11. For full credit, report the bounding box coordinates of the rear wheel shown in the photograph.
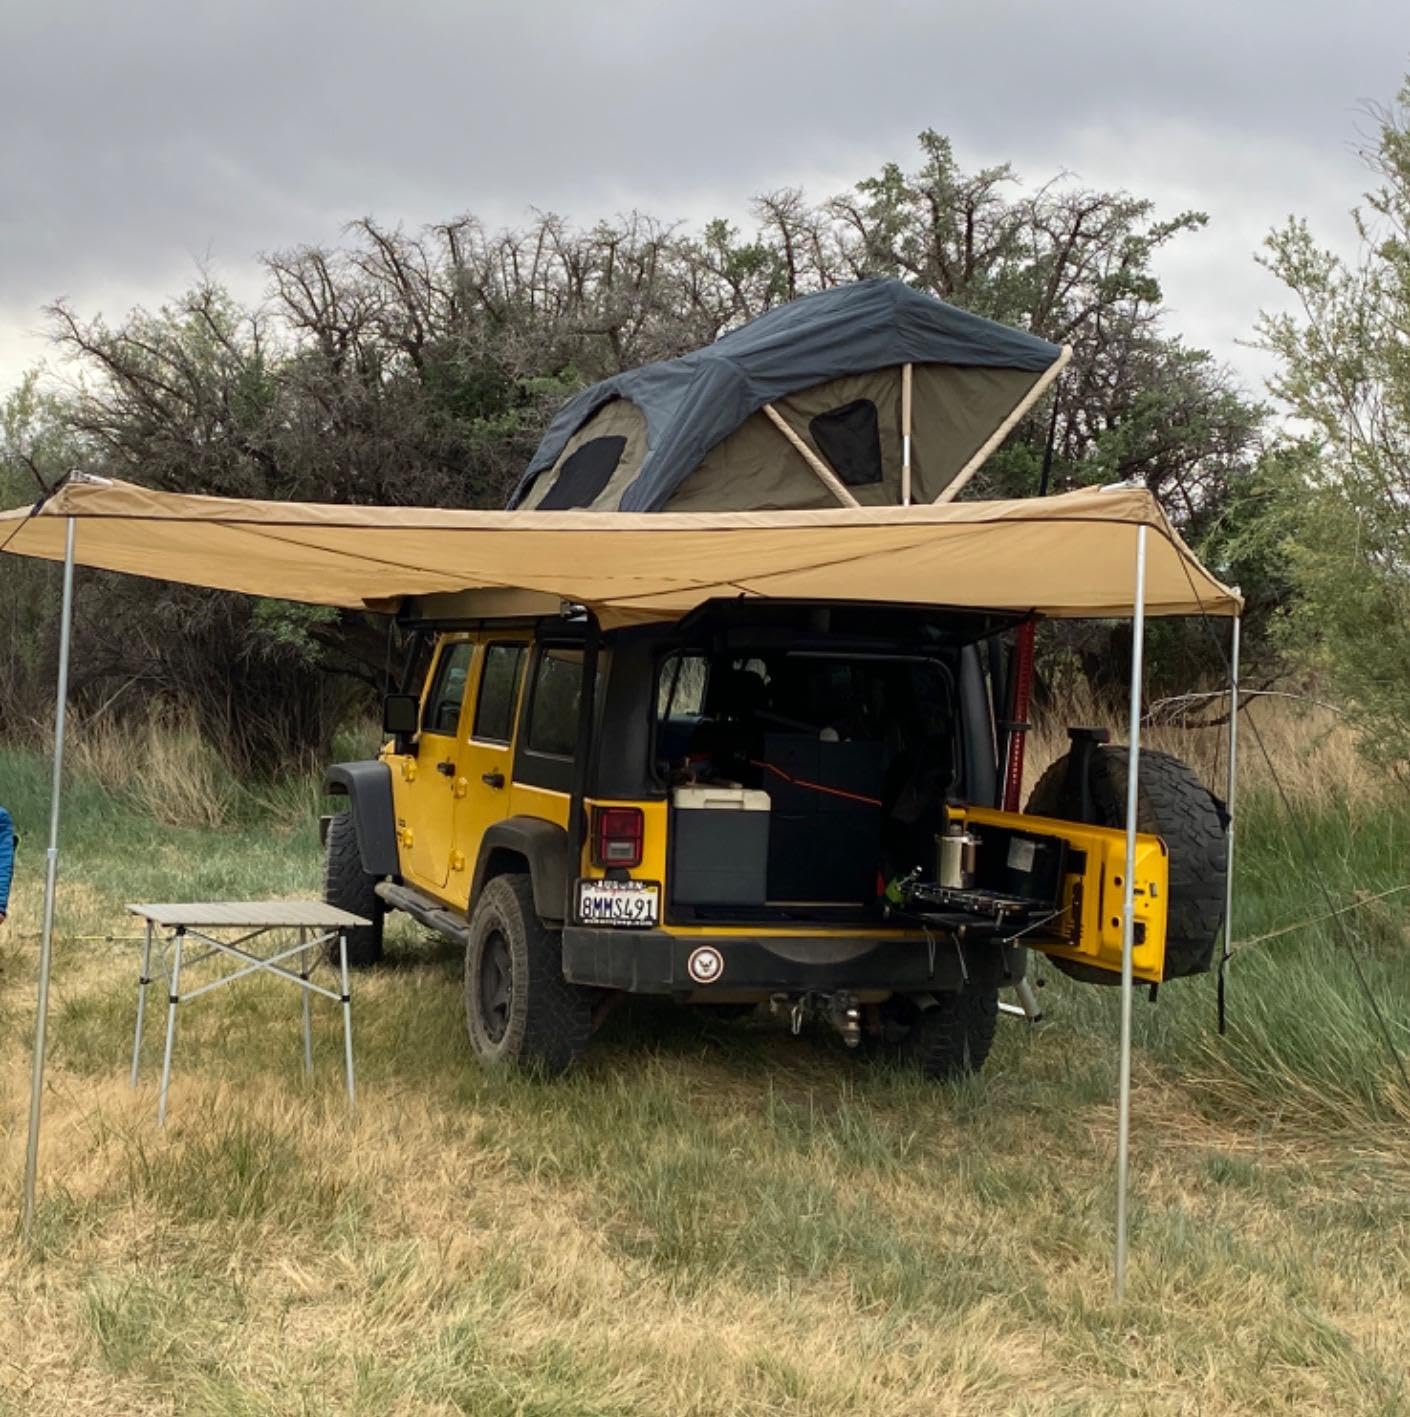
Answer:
[464,873,592,1074]
[322,811,384,967]
[1026,746,1226,982]
[901,982,1001,1080]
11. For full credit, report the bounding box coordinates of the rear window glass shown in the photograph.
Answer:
[473,643,526,742]
[526,648,583,757]
[657,653,710,718]
[423,642,472,735]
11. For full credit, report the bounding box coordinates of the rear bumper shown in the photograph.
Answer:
[562,926,1013,996]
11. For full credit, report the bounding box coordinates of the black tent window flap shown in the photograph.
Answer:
[809,400,883,487]
[539,436,627,510]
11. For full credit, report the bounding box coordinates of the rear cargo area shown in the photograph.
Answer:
[654,607,974,923]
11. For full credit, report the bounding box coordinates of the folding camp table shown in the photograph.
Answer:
[126,901,368,1124]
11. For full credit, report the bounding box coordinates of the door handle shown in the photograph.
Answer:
[481,770,505,789]
[436,760,456,776]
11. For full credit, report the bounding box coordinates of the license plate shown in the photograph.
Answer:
[577,879,660,927]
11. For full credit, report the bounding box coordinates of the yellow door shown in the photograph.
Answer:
[455,638,530,904]
[398,636,474,891]
[962,805,1170,984]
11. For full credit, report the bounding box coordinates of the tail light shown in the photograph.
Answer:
[592,806,644,869]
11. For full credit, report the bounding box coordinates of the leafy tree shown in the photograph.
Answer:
[1257,80,1410,763]
[0,375,80,736]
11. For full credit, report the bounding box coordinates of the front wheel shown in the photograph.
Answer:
[322,811,384,967]
[464,874,592,1075]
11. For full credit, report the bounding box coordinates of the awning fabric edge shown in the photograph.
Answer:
[0,476,1242,624]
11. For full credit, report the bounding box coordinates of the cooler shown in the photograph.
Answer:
[669,786,771,906]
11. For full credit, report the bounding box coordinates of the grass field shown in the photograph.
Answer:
[0,706,1408,1415]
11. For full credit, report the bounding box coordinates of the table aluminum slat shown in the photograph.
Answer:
[128,901,370,928]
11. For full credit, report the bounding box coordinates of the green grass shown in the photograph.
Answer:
[0,742,1408,1414]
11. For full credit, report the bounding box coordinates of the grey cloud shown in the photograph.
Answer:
[2,0,1406,387]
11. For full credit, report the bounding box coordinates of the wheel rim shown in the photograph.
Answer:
[478,930,513,1044]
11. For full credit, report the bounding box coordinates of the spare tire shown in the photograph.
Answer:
[1026,746,1226,984]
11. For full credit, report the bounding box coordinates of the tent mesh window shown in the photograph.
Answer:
[538,436,627,510]
[808,400,883,487]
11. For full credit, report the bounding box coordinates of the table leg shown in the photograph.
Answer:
[338,930,355,1108]
[157,928,185,1127]
[131,919,154,1088]
[300,927,313,1076]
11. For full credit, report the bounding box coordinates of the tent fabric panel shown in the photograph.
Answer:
[517,398,648,511]
[769,371,902,505]
[0,478,1242,625]
[664,369,902,511]
[663,414,839,511]
[909,364,1045,501]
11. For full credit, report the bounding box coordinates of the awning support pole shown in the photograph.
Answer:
[761,404,861,508]
[1218,613,1241,1034]
[22,515,76,1244]
[1115,521,1147,1302]
[900,363,913,506]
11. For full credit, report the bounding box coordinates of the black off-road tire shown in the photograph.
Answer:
[902,981,1001,1081]
[1027,746,1226,984]
[322,811,385,967]
[464,873,592,1075]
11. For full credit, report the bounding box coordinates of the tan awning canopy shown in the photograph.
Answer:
[0,476,1240,625]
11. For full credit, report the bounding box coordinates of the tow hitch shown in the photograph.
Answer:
[770,990,864,1047]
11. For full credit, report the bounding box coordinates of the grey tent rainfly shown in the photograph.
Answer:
[510,279,1070,513]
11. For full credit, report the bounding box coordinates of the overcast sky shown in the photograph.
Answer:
[2,0,1407,399]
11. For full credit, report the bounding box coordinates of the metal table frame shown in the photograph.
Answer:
[126,902,368,1124]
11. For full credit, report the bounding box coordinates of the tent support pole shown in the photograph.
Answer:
[761,404,860,508]
[934,344,1072,505]
[1115,521,1147,1303]
[22,516,76,1245]
[900,363,913,506]
[1218,613,1241,1034]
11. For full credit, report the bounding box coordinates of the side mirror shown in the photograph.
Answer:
[383,693,419,753]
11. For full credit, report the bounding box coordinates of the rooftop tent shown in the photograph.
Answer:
[508,279,1070,513]
[0,476,1239,624]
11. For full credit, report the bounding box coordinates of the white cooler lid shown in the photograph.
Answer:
[672,785,771,812]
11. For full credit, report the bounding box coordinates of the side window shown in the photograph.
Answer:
[473,643,526,743]
[400,630,434,697]
[538,435,627,510]
[657,652,710,719]
[810,399,882,486]
[422,642,473,736]
[525,648,583,757]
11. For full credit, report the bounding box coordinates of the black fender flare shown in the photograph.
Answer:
[471,817,573,924]
[324,761,399,876]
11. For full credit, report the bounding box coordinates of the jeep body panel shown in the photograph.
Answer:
[471,816,573,924]
[324,761,398,876]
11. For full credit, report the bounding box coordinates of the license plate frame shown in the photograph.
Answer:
[576,878,661,928]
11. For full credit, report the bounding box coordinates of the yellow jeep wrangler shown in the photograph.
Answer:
[322,594,1226,1077]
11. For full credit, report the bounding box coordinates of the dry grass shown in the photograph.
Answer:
[69,710,236,830]
[1026,687,1377,807]
[0,705,1406,1415]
